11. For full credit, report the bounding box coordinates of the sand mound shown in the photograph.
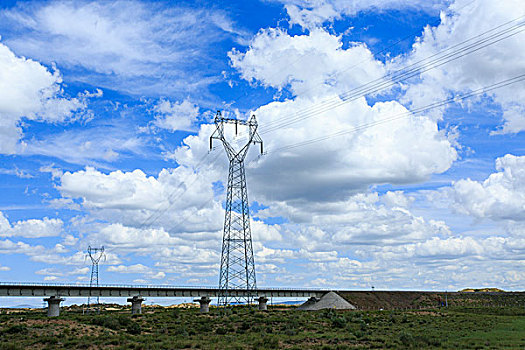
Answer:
[298,292,356,311]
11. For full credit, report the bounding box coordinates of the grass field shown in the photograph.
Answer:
[0,304,524,349]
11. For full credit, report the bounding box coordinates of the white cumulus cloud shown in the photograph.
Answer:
[397,0,525,133]
[0,211,63,238]
[0,41,91,154]
[153,99,200,132]
[444,154,525,221]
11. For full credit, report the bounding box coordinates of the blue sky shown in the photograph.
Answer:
[0,0,524,306]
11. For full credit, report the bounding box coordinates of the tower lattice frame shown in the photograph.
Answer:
[210,111,263,307]
[86,246,105,313]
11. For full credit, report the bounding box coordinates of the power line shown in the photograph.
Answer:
[140,7,522,225]
[260,14,525,130]
[265,74,525,154]
[140,75,525,243]
[116,14,525,236]
[287,0,480,101]
[230,0,478,112]
[256,16,525,134]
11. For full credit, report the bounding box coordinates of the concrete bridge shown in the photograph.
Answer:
[0,282,332,316]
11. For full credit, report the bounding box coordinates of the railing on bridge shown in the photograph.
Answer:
[0,282,328,298]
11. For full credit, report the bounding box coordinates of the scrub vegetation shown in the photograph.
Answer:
[0,302,524,349]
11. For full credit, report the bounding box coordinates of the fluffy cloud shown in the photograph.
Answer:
[443,154,525,221]
[108,264,151,274]
[108,265,168,282]
[1,1,248,96]
[257,192,450,250]
[212,28,459,202]
[0,211,63,238]
[153,99,200,132]
[0,239,73,264]
[0,41,92,154]
[93,224,186,251]
[2,0,521,290]
[51,127,457,285]
[105,22,464,285]
[378,236,497,260]
[230,28,386,97]
[52,163,285,282]
[299,229,525,290]
[382,190,414,208]
[251,98,456,202]
[398,0,525,133]
[35,266,90,277]
[57,165,223,232]
[274,0,444,29]
[45,159,525,289]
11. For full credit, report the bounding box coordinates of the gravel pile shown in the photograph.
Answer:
[297,292,356,310]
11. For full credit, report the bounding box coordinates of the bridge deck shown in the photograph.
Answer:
[0,283,329,298]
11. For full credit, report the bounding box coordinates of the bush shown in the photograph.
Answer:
[284,328,298,336]
[215,327,228,335]
[117,315,132,327]
[127,322,141,335]
[399,331,414,346]
[4,324,27,334]
[0,343,23,350]
[91,316,120,330]
[331,317,346,329]
[253,336,279,349]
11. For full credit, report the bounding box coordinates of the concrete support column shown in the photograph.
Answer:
[44,296,64,317]
[194,296,211,313]
[257,297,269,311]
[127,296,144,315]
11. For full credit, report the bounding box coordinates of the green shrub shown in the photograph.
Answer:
[215,327,228,335]
[126,322,141,335]
[399,330,414,346]
[331,317,346,329]
[91,316,121,330]
[0,343,23,350]
[4,324,27,334]
[117,315,132,327]
[253,336,279,349]
[284,328,298,336]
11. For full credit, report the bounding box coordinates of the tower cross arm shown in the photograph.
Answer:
[210,111,264,158]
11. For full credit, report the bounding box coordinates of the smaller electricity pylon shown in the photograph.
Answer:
[84,246,105,314]
[210,111,263,308]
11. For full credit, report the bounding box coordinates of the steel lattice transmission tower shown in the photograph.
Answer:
[86,246,105,313]
[210,111,263,307]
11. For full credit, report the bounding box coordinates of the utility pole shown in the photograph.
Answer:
[85,246,105,314]
[210,111,263,307]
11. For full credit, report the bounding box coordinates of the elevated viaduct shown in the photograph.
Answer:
[0,283,332,316]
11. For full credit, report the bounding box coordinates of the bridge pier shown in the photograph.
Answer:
[127,296,144,314]
[44,296,64,317]
[195,296,211,313]
[257,296,268,311]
